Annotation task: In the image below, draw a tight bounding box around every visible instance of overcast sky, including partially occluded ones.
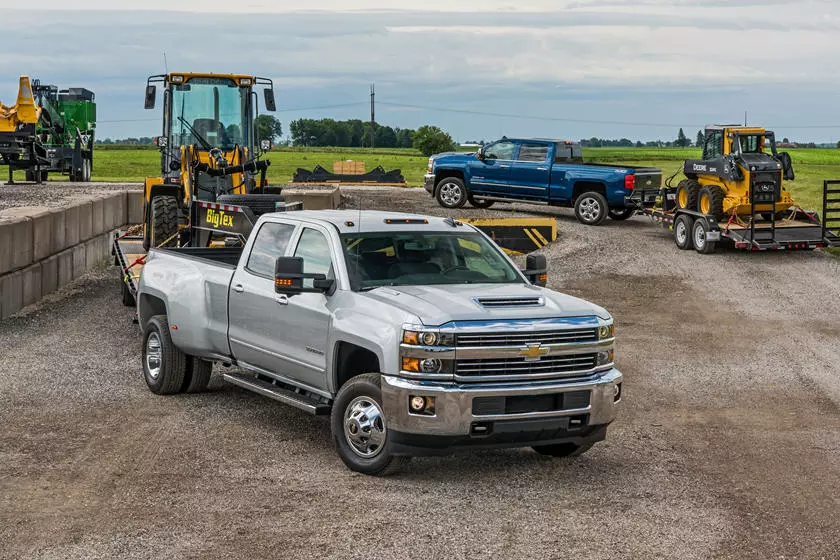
[3,1,840,143]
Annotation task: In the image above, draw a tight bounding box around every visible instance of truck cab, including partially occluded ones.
[137,210,623,475]
[425,137,660,225]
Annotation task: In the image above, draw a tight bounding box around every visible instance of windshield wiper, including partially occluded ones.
[178,116,213,151]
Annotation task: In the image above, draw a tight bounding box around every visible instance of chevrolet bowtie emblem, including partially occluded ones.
[520,343,549,361]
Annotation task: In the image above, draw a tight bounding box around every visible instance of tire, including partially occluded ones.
[121,280,136,307]
[574,191,609,226]
[698,185,725,220]
[435,178,467,209]
[181,357,213,393]
[330,373,411,476]
[692,219,717,255]
[673,214,694,250]
[150,195,179,247]
[676,179,701,210]
[217,193,285,216]
[258,186,284,195]
[468,194,495,209]
[532,442,594,458]
[608,207,635,221]
[142,315,188,395]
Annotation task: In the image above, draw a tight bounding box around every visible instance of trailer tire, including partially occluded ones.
[181,357,213,393]
[217,194,286,216]
[676,179,701,211]
[608,207,635,221]
[151,195,179,247]
[698,185,725,220]
[121,280,136,307]
[692,219,717,254]
[142,315,188,395]
[532,442,594,458]
[673,214,694,250]
[468,194,495,209]
[331,373,411,476]
[574,191,609,226]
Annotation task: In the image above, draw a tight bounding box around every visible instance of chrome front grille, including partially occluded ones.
[456,328,597,347]
[455,354,597,381]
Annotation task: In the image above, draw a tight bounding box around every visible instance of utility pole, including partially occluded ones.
[370,83,375,149]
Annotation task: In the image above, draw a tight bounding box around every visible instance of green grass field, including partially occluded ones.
[17,145,840,213]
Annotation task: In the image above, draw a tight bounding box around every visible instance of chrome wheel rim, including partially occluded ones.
[145,332,162,380]
[675,221,687,245]
[579,197,601,222]
[439,182,462,206]
[694,225,706,249]
[343,396,387,458]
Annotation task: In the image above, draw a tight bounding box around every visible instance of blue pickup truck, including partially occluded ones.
[424,137,661,225]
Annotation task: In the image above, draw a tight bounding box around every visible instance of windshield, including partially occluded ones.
[734,132,776,155]
[169,77,250,150]
[341,232,523,290]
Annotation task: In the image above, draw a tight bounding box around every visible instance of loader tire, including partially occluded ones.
[142,315,188,395]
[698,185,725,220]
[150,195,179,248]
[217,194,286,216]
[676,179,701,211]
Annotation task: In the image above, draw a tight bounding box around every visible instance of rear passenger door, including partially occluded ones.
[508,141,551,200]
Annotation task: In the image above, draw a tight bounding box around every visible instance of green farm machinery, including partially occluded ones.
[0,76,96,184]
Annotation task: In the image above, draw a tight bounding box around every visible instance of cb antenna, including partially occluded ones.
[163,52,169,73]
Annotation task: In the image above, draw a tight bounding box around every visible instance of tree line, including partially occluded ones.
[288,118,415,148]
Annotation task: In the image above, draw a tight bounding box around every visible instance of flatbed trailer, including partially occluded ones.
[628,180,840,254]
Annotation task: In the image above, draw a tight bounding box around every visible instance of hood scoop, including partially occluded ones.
[474,296,545,308]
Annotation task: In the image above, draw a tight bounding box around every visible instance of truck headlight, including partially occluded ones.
[401,357,453,374]
[402,329,454,347]
[597,324,614,340]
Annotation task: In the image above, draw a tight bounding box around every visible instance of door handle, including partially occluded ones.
[499,165,510,168]
[233,284,244,293]
[537,167,548,171]
[275,294,289,305]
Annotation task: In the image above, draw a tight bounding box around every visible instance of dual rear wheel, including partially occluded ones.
[673,214,716,254]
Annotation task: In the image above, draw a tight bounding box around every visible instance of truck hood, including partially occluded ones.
[359,283,609,326]
[432,152,476,167]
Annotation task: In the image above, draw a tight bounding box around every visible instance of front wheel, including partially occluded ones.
[574,192,609,226]
[435,178,467,209]
[330,373,410,476]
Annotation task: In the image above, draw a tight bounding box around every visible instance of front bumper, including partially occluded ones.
[381,369,622,455]
[423,173,435,194]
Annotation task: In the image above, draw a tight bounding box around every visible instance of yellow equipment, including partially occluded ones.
[676,125,795,220]
[0,76,40,131]
[141,72,280,249]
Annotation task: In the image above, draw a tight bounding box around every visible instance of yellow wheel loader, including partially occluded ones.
[141,72,282,250]
[675,125,795,221]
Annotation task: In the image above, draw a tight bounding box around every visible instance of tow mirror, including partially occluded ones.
[476,147,485,160]
[264,88,277,112]
[523,254,547,286]
[275,256,333,295]
[144,85,156,109]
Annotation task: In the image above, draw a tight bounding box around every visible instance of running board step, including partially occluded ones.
[223,372,331,415]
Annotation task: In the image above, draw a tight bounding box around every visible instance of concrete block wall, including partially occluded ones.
[0,191,142,320]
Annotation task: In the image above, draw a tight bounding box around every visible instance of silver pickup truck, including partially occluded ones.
[137,209,623,475]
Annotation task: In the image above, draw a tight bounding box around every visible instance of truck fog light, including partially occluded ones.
[596,350,614,366]
[614,383,622,402]
[421,358,442,373]
[410,396,426,411]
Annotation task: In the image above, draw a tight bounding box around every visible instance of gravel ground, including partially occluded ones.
[2,185,840,558]
[0,181,138,210]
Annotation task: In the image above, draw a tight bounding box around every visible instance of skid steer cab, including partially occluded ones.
[676,126,795,220]
[141,72,283,250]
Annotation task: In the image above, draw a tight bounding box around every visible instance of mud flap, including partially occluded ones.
[459,218,557,255]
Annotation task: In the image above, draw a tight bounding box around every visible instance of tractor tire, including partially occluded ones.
[181,357,213,393]
[142,315,188,395]
[435,177,467,209]
[676,179,701,211]
[468,194,495,209]
[608,207,635,221]
[217,194,286,216]
[574,191,609,226]
[150,195,180,248]
[673,214,694,250]
[692,219,717,255]
[698,185,725,220]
